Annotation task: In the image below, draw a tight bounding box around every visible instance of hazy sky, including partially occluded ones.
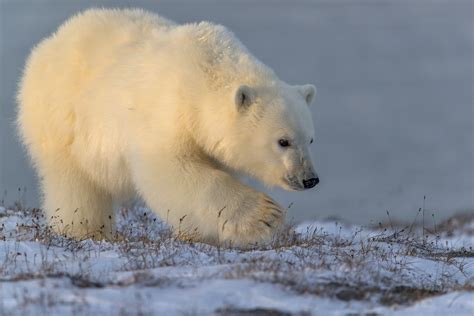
[1,0,473,224]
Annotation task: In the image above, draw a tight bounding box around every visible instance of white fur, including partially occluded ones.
[17,8,317,246]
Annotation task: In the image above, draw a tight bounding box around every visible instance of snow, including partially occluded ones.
[1,206,472,315]
[395,292,474,316]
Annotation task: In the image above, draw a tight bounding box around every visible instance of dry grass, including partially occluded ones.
[0,200,473,313]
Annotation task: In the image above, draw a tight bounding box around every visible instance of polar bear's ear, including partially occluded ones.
[235,85,254,111]
[299,84,317,105]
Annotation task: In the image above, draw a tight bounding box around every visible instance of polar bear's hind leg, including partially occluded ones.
[41,160,114,240]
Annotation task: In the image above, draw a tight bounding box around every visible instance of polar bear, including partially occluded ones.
[17,8,319,246]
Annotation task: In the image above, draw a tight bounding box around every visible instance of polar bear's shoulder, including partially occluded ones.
[186,21,247,58]
[56,8,177,39]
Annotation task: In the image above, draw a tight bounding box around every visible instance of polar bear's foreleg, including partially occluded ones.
[40,162,114,240]
[132,153,285,246]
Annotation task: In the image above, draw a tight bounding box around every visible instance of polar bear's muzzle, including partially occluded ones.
[303,177,319,189]
[283,168,319,191]
[281,148,318,191]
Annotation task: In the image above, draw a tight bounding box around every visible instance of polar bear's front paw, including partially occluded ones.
[220,193,285,247]
[254,193,285,232]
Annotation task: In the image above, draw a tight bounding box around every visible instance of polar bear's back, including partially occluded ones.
[17,8,176,171]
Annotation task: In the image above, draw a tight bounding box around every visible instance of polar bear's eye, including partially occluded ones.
[310,138,314,144]
[278,139,290,147]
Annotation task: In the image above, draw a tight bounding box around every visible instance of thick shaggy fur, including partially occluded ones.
[17,8,317,246]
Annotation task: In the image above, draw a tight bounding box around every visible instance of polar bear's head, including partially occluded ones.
[226,82,319,191]
[186,23,319,190]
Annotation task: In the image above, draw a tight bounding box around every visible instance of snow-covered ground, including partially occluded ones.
[1,205,472,315]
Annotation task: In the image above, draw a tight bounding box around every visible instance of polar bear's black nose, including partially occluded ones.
[303,177,319,189]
